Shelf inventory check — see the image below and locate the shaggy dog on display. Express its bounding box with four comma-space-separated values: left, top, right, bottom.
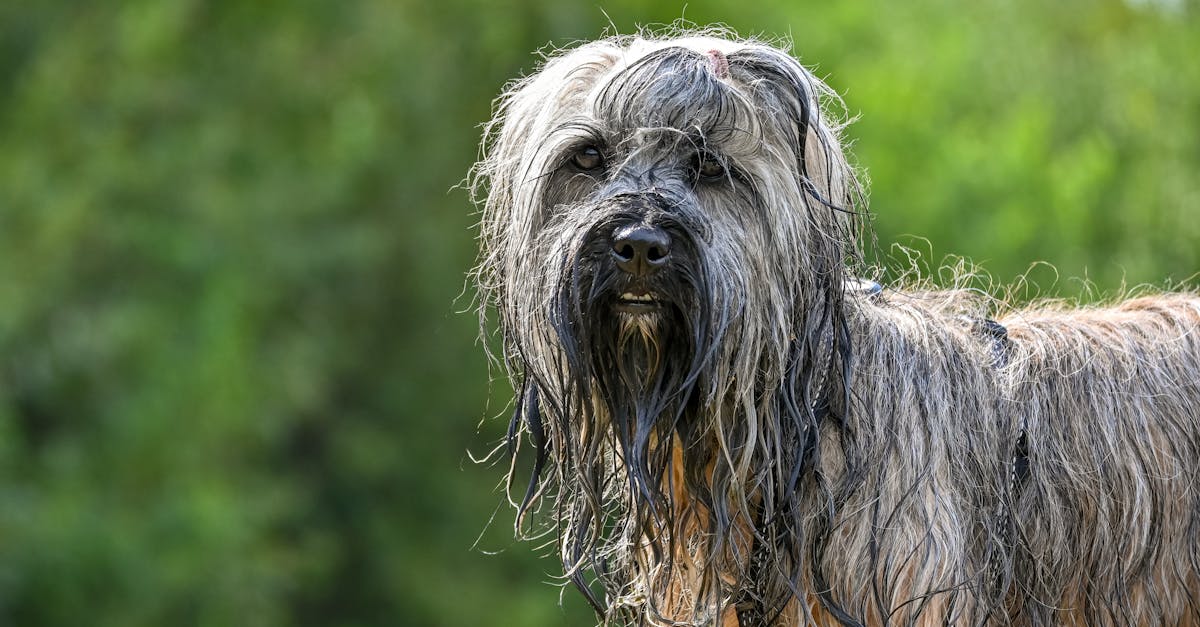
472, 31, 1200, 626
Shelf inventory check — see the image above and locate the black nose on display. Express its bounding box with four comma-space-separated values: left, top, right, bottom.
611, 224, 671, 277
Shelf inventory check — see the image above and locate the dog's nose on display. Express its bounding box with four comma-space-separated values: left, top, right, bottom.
611, 224, 671, 277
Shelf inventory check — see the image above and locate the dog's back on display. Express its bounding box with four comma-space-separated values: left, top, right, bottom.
824, 290, 1200, 626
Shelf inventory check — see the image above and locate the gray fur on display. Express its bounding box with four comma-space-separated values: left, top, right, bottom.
472, 30, 1200, 626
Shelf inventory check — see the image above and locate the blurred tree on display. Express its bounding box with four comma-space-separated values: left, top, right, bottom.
0, 1, 1195, 626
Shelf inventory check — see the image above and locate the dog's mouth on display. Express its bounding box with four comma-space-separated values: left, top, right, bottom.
615, 288, 663, 314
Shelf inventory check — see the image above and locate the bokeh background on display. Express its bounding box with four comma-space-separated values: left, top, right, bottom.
0, 1, 1197, 626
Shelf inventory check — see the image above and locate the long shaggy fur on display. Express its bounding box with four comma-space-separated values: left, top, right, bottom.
472, 30, 1200, 626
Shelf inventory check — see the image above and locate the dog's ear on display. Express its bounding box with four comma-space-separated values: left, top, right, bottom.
727, 49, 814, 171
727, 47, 860, 224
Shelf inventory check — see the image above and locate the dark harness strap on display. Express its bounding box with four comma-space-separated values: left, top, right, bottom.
968, 317, 1031, 601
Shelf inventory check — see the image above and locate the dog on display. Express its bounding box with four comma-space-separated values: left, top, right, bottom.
471, 31, 1200, 626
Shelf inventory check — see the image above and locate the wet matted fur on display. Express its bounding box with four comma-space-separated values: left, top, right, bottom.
471, 30, 1200, 626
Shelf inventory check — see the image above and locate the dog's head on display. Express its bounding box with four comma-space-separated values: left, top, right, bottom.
474, 33, 864, 623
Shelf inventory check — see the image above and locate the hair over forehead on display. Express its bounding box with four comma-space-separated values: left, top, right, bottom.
476, 32, 862, 210
506, 35, 827, 151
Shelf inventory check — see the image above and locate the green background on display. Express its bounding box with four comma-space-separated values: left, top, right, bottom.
0, 1, 1196, 626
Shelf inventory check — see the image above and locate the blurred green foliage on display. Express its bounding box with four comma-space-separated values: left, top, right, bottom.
0, 1, 1195, 626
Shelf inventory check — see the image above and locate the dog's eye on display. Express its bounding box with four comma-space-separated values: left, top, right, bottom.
694, 153, 726, 181
571, 146, 604, 172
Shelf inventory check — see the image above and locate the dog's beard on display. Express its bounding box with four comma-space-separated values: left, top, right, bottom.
552, 216, 713, 516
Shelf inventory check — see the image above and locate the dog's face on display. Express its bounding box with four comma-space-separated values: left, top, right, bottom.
474, 34, 863, 620
478, 35, 858, 396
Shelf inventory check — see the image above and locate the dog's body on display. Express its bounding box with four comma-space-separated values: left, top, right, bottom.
473, 32, 1200, 626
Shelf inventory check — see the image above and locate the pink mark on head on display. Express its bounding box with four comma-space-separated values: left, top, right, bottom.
706, 49, 729, 79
